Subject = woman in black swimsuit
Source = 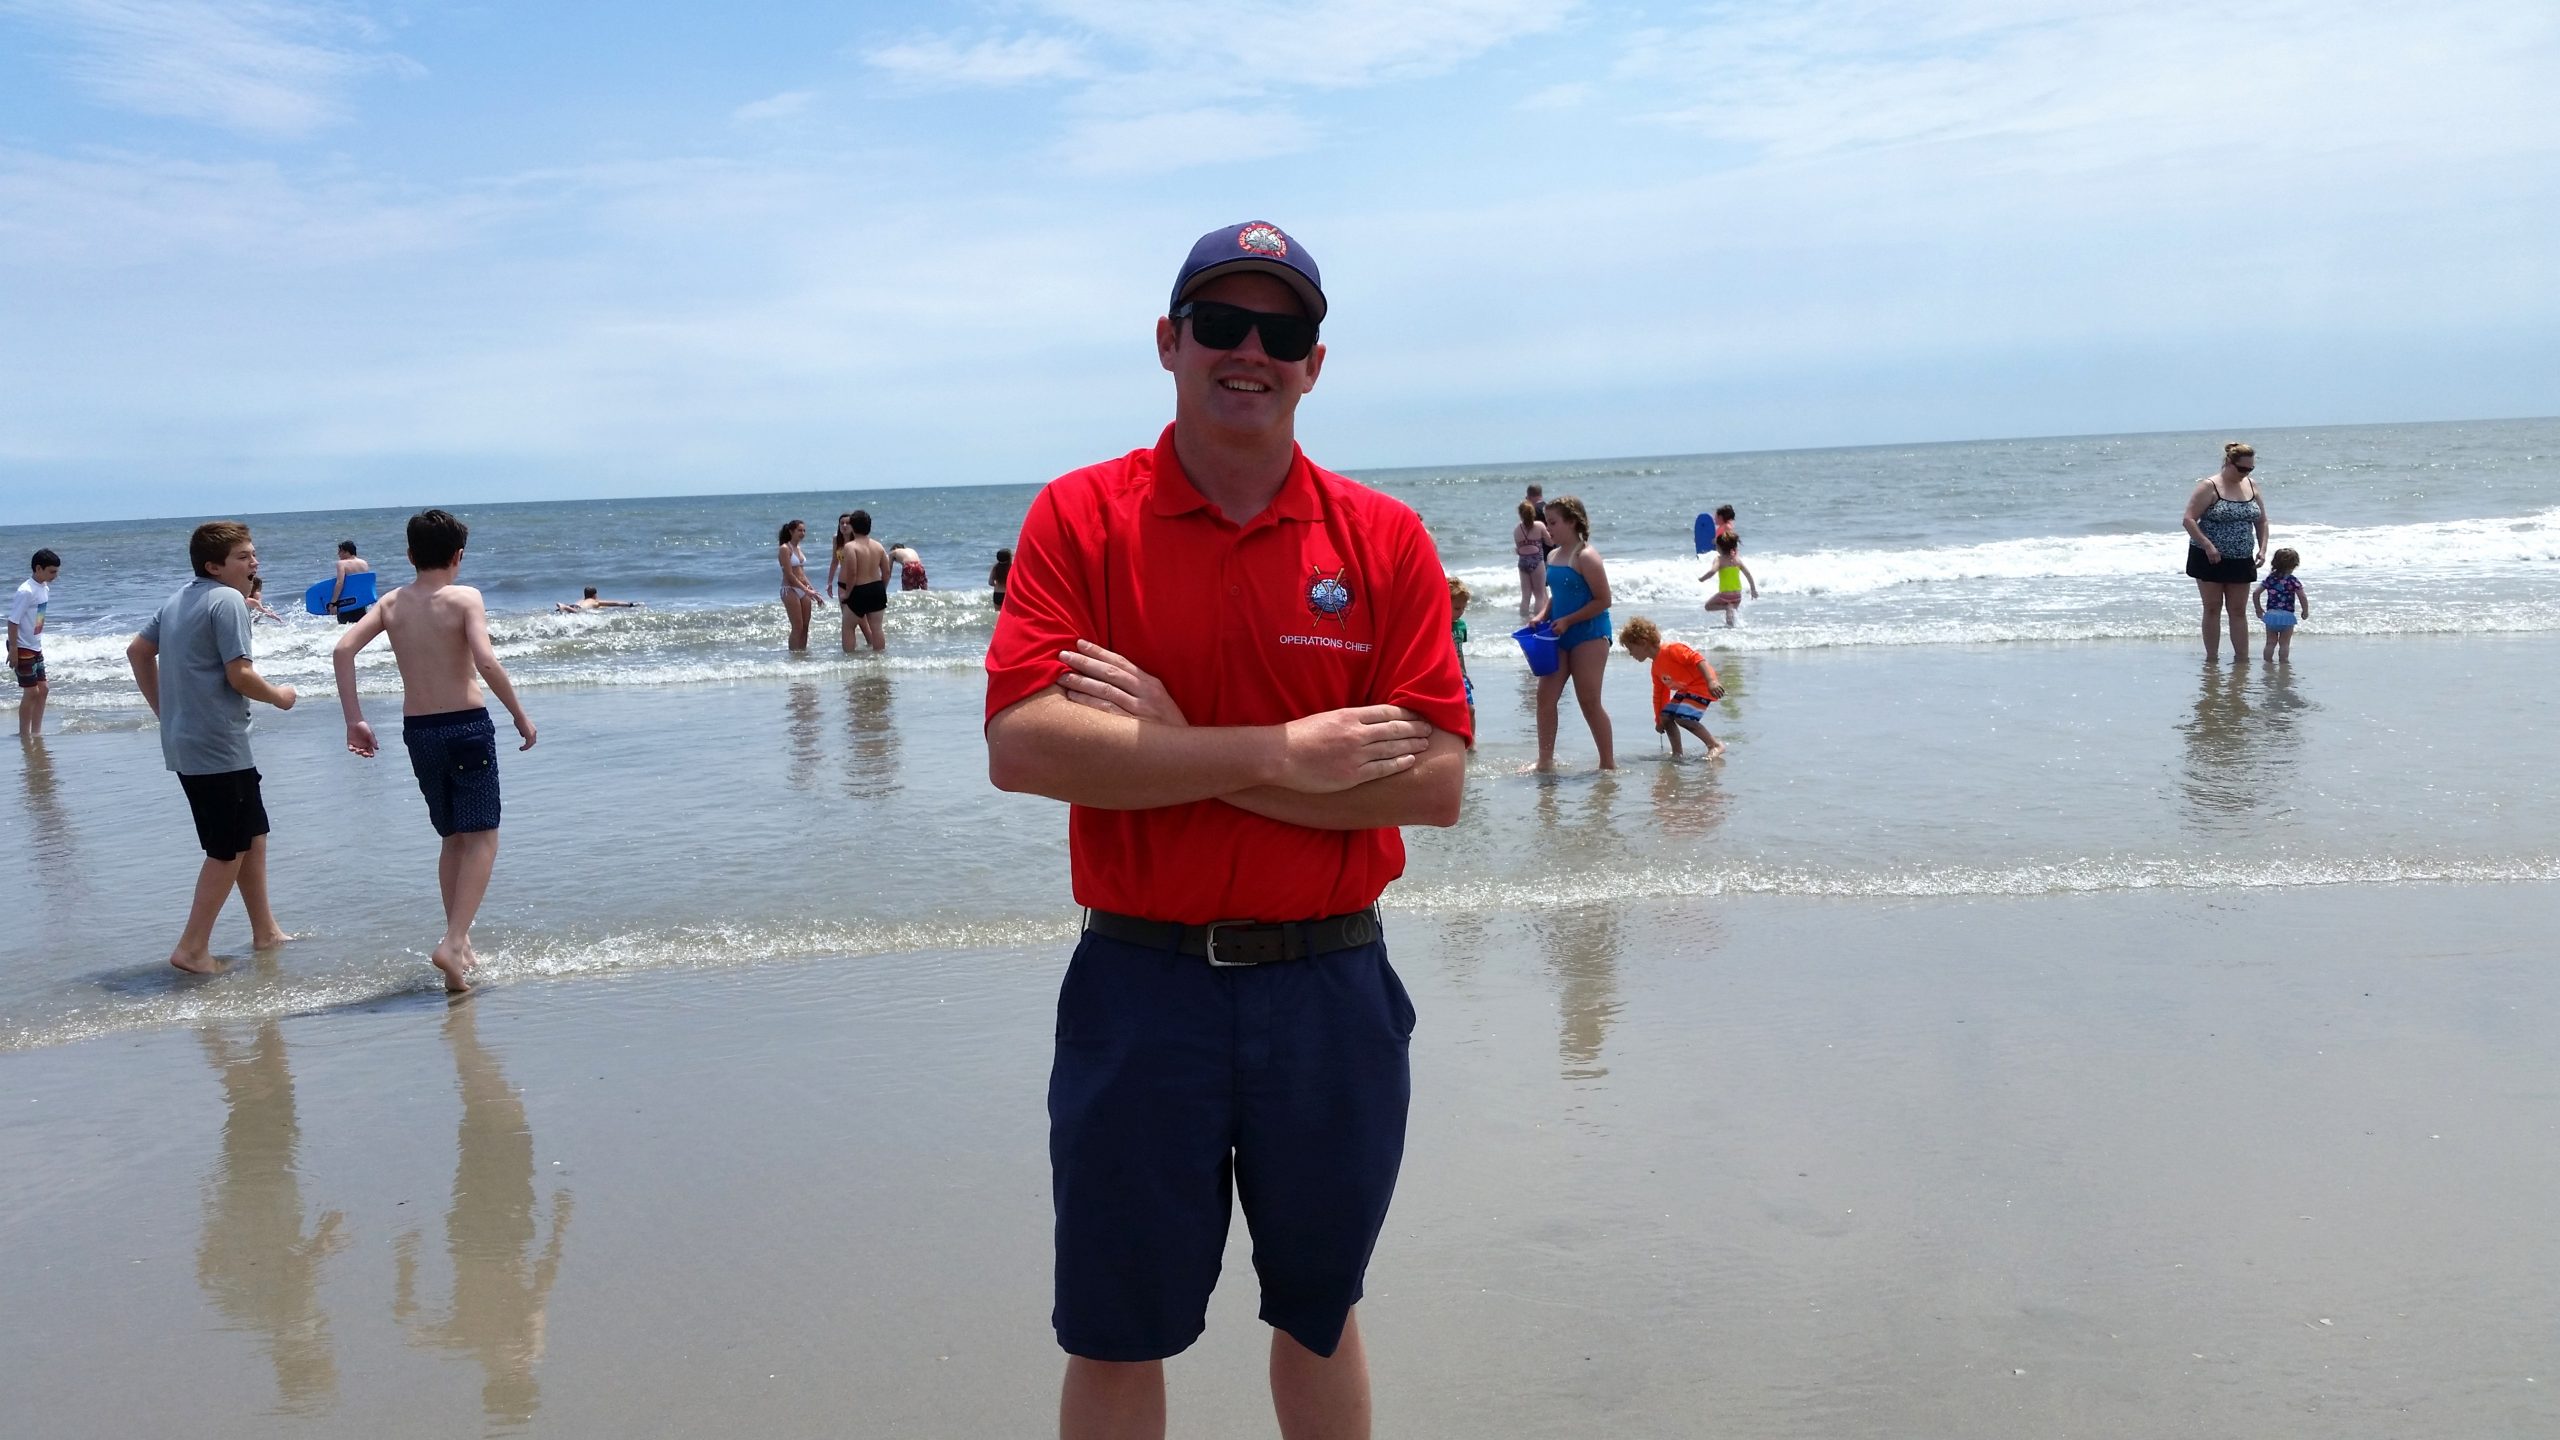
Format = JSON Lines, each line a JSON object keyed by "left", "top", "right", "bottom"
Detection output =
{"left": 2181, "top": 441, "right": 2269, "bottom": 663}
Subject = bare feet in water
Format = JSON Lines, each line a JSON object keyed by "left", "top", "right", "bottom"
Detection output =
{"left": 169, "top": 948, "right": 223, "bottom": 976}
{"left": 251, "top": 929, "right": 302, "bottom": 949}
{"left": 431, "top": 939, "right": 476, "bottom": 993}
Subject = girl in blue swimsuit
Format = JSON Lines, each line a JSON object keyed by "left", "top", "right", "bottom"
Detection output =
{"left": 1529, "top": 495, "right": 1616, "bottom": 771}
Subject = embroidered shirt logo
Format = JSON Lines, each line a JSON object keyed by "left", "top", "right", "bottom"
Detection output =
{"left": 1238, "top": 223, "right": 1289, "bottom": 258}
{"left": 1305, "top": 566, "right": 1354, "bottom": 628}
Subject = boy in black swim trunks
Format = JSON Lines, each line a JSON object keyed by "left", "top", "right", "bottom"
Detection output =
{"left": 332, "top": 509, "right": 537, "bottom": 993}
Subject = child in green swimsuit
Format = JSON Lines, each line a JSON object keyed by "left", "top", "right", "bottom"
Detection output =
{"left": 1448, "top": 576, "right": 1475, "bottom": 744}
{"left": 1700, "top": 533, "right": 1757, "bottom": 626}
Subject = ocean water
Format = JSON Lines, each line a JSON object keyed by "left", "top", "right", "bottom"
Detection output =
{"left": 3, "top": 416, "right": 2556, "bottom": 1048}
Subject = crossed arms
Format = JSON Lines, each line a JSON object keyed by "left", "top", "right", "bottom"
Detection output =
{"left": 986, "top": 640, "right": 1464, "bottom": 831}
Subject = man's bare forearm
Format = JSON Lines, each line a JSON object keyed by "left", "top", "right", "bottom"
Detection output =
{"left": 1220, "top": 732, "right": 1466, "bottom": 830}
{"left": 989, "top": 691, "right": 1284, "bottom": 810}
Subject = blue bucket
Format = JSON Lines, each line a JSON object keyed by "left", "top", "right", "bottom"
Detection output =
{"left": 1512, "top": 624, "right": 1561, "bottom": 676}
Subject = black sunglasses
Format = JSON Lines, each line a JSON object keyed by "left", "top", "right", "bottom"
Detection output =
{"left": 1172, "top": 300, "right": 1319, "bottom": 363}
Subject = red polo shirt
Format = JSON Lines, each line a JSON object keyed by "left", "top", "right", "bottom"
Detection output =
{"left": 986, "top": 424, "right": 1471, "bottom": 924}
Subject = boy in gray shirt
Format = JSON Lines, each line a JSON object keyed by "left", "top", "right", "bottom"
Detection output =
{"left": 127, "top": 521, "right": 301, "bottom": 974}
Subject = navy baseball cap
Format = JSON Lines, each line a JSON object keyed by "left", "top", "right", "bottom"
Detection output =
{"left": 1170, "top": 221, "right": 1326, "bottom": 324}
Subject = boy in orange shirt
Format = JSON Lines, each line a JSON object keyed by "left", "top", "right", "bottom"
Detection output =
{"left": 1618, "top": 616, "right": 1725, "bottom": 758}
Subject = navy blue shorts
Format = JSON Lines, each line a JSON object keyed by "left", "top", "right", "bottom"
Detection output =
{"left": 403, "top": 707, "right": 500, "bottom": 837}
{"left": 1049, "top": 928, "right": 1416, "bottom": 1363}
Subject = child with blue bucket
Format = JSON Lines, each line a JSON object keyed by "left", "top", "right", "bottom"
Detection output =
{"left": 1521, "top": 496, "right": 1615, "bottom": 771}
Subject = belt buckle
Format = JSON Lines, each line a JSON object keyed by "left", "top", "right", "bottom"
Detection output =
{"left": 1202, "top": 919, "right": 1261, "bottom": 968}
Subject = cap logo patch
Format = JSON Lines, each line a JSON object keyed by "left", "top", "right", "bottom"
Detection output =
{"left": 1238, "top": 223, "right": 1289, "bottom": 258}
{"left": 1305, "top": 566, "right": 1354, "bottom": 626}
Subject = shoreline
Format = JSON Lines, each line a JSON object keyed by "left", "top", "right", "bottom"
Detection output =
{"left": 7, "top": 885, "right": 2558, "bottom": 1436}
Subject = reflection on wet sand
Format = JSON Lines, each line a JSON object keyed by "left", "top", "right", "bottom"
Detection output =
{"left": 197, "top": 1021, "right": 347, "bottom": 1415}
{"left": 786, "top": 680, "right": 823, "bottom": 785}
{"left": 395, "top": 1003, "right": 571, "bottom": 1431}
{"left": 1533, "top": 904, "right": 1624, "bottom": 1083}
{"left": 16, "top": 741, "right": 84, "bottom": 906}
{"left": 2177, "top": 664, "right": 2314, "bottom": 829}
{"left": 1648, "top": 750, "right": 1731, "bottom": 841}
{"left": 842, "top": 671, "right": 901, "bottom": 800}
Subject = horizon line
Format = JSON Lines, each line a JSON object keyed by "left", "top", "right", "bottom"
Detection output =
{"left": 5, "top": 412, "right": 2552, "bottom": 534}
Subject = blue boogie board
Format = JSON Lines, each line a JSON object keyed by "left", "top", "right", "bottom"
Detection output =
{"left": 304, "top": 570, "right": 379, "bottom": 616}
{"left": 1694, "top": 513, "right": 1715, "bottom": 555}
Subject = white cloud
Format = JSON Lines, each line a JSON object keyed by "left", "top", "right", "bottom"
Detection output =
{"left": 859, "top": 2, "right": 1576, "bottom": 175}
{"left": 0, "top": 0, "right": 409, "bottom": 138}
{"left": 1625, "top": 0, "right": 2560, "bottom": 172}
{"left": 1033, "top": 0, "right": 1575, "bottom": 85}
{"left": 862, "top": 32, "right": 1089, "bottom": 88}
{"left": 731, "top": 89, "right": 817, "bottom": 125}
{"left": 1056, "top": 106, "right": 1316, "bottom": 176}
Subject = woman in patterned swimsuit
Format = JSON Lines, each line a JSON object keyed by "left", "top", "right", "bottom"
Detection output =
{"left": 2181, "top": 441, "right": 2269, "bottom": 662}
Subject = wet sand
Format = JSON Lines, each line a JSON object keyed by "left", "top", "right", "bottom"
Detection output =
{"left": 5, "top": 883, "right": 2557, "bottom": 1437}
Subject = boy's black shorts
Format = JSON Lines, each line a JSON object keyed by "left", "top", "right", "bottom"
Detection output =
{"left": 178, "top": 768, "right": 269, "bottom": 861}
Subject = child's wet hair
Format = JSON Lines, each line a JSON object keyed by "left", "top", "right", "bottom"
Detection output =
{"left": 2271, "top": 547, "right": 2299, "bottom": 572}
{"left": 1715, "top": 504, "right": 1735, "bottom": 521}
{"left": 1447, "top": 576, "right": 1471, "bottom": 613}
{"left": 1716, "top": 532, "right": 1739, "bottom": 555}
{"left": 1617, "top": 615, "right": 1661, "bottom": 649}
{"left": 406, "top": 509, "right": 469, "bottom": 569}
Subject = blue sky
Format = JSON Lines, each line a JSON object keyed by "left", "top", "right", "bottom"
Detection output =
{"left": 2, "top": 0, "right": 2555, "bottom": 523}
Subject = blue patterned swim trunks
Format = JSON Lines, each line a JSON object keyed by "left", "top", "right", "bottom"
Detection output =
{"left": 403, "top": 707, "right": 501, "bottom": 837}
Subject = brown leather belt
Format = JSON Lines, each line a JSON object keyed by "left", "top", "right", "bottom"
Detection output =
{"left": 1081, "top": 906, "right": 1382, "bottom": 968}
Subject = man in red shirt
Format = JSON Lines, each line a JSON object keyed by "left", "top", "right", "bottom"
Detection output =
{"left": 986, "top": 221, "right": 1470, "bottom": 1440}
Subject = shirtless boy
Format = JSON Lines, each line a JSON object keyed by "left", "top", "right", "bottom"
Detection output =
{"left": 835, "top": 509, "right": 890, "bottom": 652}
{"left": 333, "top": 509, "right": 537, "bottom": 993}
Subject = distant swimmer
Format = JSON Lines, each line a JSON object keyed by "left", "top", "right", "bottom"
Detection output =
{"left": 127, "top": 522, "right": 300, "bottom": 974}
{"left": 334, "top": 509, "right": 538, "bottom": 994}
{"left": 1619, "top": 616, "right": 1725, "bottom": 759}
{"left": 2183, "top": 440, "right": 2268, "bottom": 664}
{"left": 326, "top": 540, "right": 373, "bottom": 624}
{"left": 1700, "top": 533, "right": 1757, "bottom": 627}
{"left": 988, "top": 547, "right": 1012, "bottom": 612}
{"left": 11, "top": 547, "right": 58, "bottom": 739}
{"left": 1714, "top": 503, "right": 1739, "bottom": 550}
{"left": 1528, "top": 495, "right": 1615, "bottom": 771}
{"left": 890, "top": 541, "right": 928, "bottom": 592}
{"left": 1512, "top": 499, "right": 1549, "bottom": 617}
{"left": 553, "top": 587, "right": 642, "bottom": 614}
{"left": 245, "top": 576, "right": 287, "bottom": 624}
{"left": 776, "top": 520, "right": 825, "bottom": 652}
{"left": 835, "top": 510, "right": 889, "bottom": 652}
{"left": 2254, "top": 547, "right": 2310, "bottom": 665}
{"left": 823, "top": 513, "right": 855, "bottom": 602}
